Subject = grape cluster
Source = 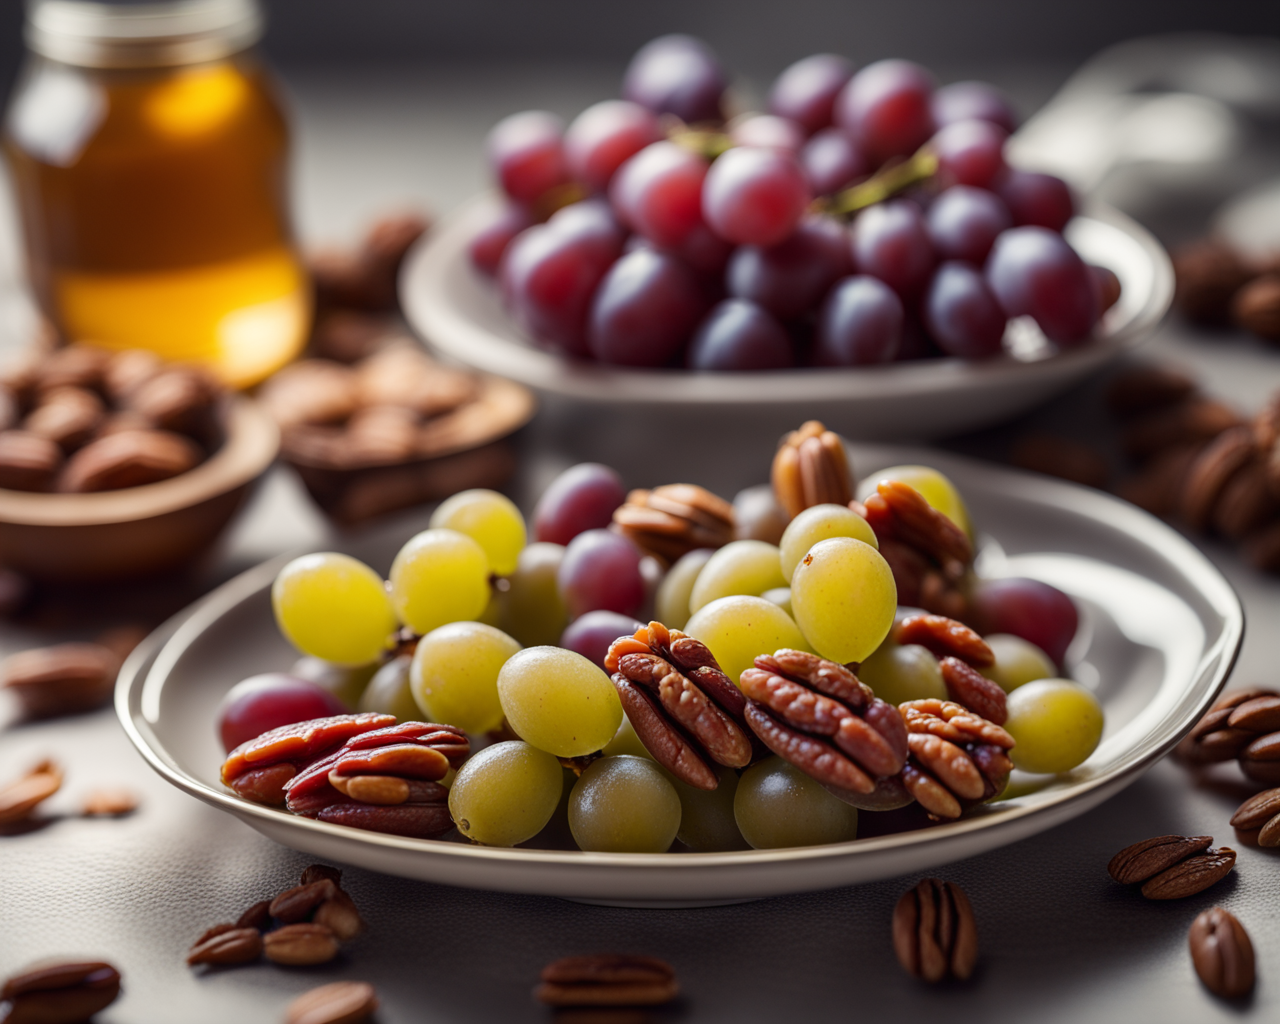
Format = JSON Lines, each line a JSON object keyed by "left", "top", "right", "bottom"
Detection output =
{"left": 469, "top": 36, "right": 1119, "bottom": 371}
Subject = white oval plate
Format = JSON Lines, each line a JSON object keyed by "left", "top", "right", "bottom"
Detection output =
{"left": 400, "top": 197, "right": 1173, "bottom": 439}
{"left": 118, "top": 446, "right": 1240, "bottom": 906}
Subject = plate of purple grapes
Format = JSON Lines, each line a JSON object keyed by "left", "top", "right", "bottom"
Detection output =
{"left": 402, "top": 36, "right": 1173, "bottom": 438}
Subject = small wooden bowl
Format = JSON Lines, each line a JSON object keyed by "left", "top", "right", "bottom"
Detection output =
{"left": 0, "top": 397, "right": 279, "bottom": 582}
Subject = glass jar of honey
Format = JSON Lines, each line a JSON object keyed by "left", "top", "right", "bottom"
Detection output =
{"left": 4, "top": 0, "right": 309, "bottom": 387}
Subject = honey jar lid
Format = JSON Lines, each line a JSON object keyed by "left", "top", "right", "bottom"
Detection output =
{"left": 26, "top": 0, "right": 264, "bottom": 69}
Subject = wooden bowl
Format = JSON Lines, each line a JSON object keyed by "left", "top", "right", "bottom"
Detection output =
{"left": 0, "top": 397, "right": 279, "bottom": 582}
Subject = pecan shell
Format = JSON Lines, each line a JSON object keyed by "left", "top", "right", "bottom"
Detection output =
{"left": 893, "top": 878, "right": 978, "bottom": 983}
{"left": 1107, "top": 835, "right": 1214, "bottom": 885}
{"left": 899, "top": 699, "right": 1014, "bottom": 820}
{"left": 771, "top": 420, "right": 854, "bottom": 520}
{"left": 1189, "top": 907, "right": 1255, "bottom": 998}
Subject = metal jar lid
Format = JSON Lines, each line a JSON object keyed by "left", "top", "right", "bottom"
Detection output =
{"left": 26, "top": 0, "right": 264, "bottom": 69}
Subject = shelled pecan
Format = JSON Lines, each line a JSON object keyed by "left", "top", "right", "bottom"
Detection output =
{"left": 740, "top": 649, "right": 909, "bottom": 809}
{"left": 2, "top": 642, "right": 121, "bottom": 718}
{"left": 286, "top": 981, "right": 380, "bottom": 1024}
{"left": 186, "top": 924, "right": 263, "bottom": 966}
{"left": 898, "top": 699, "right": 1014, "bottom": 820}
{"left": 892, "top": 878, "right": 978, "bottom": 983}
{"left": 612, "top": 484, "right": 735, "bottom": 562}
{"left": 0, "top": 759, "right": 63, "bottom": 826}
{"left": 605, "top": 622, "right": 753, "bottom": 790}
{"left": 771, "top": 420, "right": 854, "bottom": 520}
{"left": 310, "top": 210, "right": 430, "bottom": 312}
{"left": 1175, "top": 687, "right": 1280, "bottom": 784}
{"left": 1107, "top": 834, "right": 1236, "bottom": 899}
{"left": 1172, "top": 238, "right": 1258, "bottom": 325}
{"left": 1189, "top": 907, "right": 1255, "bottom": 999}
{"left": 892, "top": 614, "right": 1006, "bottom": 723}
{"left": 1229, "top": 787, "right": 1280, "bottom": 846}
{"left": 0, "top": 959, "right": 121, "bottom": 1023}
{"left": 535, "top": 954, "right": 679, "bottom": 1007}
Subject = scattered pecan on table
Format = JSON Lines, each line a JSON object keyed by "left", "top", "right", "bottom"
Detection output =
{"left": 0, "top": 958, "right": 121, "bottom": 1023}
{"left": 0, "top": 759, "right": 62, "bottom": 827}
{"left": 1175, "top": 687, "right": 1280, "bottom": 784}
{"left": 1230, "top": 787, "right": 1280, "bottom": 847}
{"left": 286, "top": 981, "right": 380, "bottom": 1024}
{"left": 1107, "top": 834, "right": 1236, "bottom": 900}
{"left": 1189, "top": 907, "right": 1255, "bottom": 999}
{"left": 893, "top": 878, "right": 978, "bottom": 983}
{"left": 535, "top": 955, "right": 679, "bottom": 1008}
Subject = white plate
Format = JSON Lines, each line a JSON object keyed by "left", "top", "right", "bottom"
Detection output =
{"left": 117, "top": 446, "right": 1240, "bottom": 906}
{"left": 400, "top": 196, "right": 1173, "bottom": 439}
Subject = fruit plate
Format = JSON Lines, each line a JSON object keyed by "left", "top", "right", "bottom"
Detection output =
{"left": 117, "top": 444, "right": 1240, "bottom": 906}
{"left": 399, "top": 196, "right": 1173, "bottom": 440}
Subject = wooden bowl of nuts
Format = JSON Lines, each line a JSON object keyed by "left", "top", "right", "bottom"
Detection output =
{"left": 0, "top": 345, "right": 279, "bottom": 582}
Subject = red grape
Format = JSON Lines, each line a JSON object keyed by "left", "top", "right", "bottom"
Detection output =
{"left": 729, "top": 113, "right": 805, "bottom": 153}
{"left": 702, "top": 146, "right": 811, "bottom": 246}
{"left": 565, "top": 99, "right": 662, "bottom": 193}
{"left": 1091, "top": 264, "right": 1122, "bottom": 313}
{"left": 923, "top": 260, "right": 1007, "bottom": 358}
{"left": 726, "top": 215, "right": 851, "bottom": 319}
{"left": 998, "top": 169, "right": 1075, "bottom": 232}
{"left": 561, "top": 610, "right": 645, "bottom": 670}
{"left": 932, "top": 81, "right": 1017, "bottom": 133}
{"left": 930, "top": 119, "right": 1008, "bottom": 188}
{"left": 487, "top": 110, "right": 570, "bottom": 205}
{"left": 534, "top": 463, "right": 628, "bottom": 546}
{"left": 622, "top": 34, "right": 726, "bottom": 124}
{"left": 687, "top": 299, "right": 794, "bottom": 370}
{"left": 835, "top": 59, "right": 936, "bottom": 165}
{"left": 800, "top": 127, "right": 868, "bottom": 195}
{"left": 469, "top": 200, "right": 536, "bottom": 276}
{"left": 926, "top": 185, "right": 1011, "bottom": 264}
{"left": 769, "top": 53, "right": 855, "bottom": 135}
{"left": 610, "top": 140, "right": 709, "bottom": 248}
{"left": 815, "top": 274, "right": 904, "bottom": 365}
{"left": 217, "top": 674, "right": 348, "bottom": 753}
{"left": 970, "top": 577, "right": 1078, "bottom": 666}
{"left": 546, "top": 198, "right": 627, "bottom": 260}
{"left": 851, "top": 198, "right": 936, "bottom": 297}
{"left": 986, "top": 226, "right": 1099, "bottom": 345}
{"left": 587, "top": 248, "right": 706, "bottom": 366}
{"left": 558, "top": 529, "right": 645, "bottom": 620}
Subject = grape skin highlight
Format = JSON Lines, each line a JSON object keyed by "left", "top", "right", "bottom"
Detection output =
{"left": 411, "top": 621, "right": 522, "bottom": 734}
{"left": 272, "top": 552, "right": 398, "bottom": 666}
{"left": 684, "top": 594, "right": 811, "bottom": 686}
{"left": 497, "top": 646, "right": 623, "bottom": 757}
{"left": 779, "top": 503, "right": 878, "bottom": 582}
{"left": 688, "top": 539, "right": 786, "bottom": 615}
{"left": 789, "top": 536, "right": 896, "bottom": 664}
{"left": 389, "top": 529, "right": 491, "bottom": 635}
{"left": 448, "top": 740, "right": 564, "bottom": 847}
{"left": 568, "top": 755, "right": 682, "bottom": 853}
{"left": 429, "top": 488, "right": 527, "bottom": 577}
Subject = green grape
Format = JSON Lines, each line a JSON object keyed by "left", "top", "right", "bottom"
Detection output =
{"left": 497, "top": 646, "right": 622, "bottom": 757}
{"left": 684, "top": 595, "right": 811, "bottom": 686}
{"left": 981, "top": 634, "right": 1056, "bottom": 693}
{"left": 357, "top": 655, "right": 420, "bottom": 721}
{"left": 654, "top": 548, "right": 714, "bottom": 629}
{"left": 734, "top": 756, "right": 859, "bottom": 849}
{"left": 389, "top": 529, "right": 491, "bottom": 635}
{"left": 429, "top": 488, "right": 527, "bottom": 576}
{"left": 670, "top": 765, "right": 748, "bottom": 852}
{"left": 761, "top": 586, "right": 793, "bottom": 616}
{"left": 448, "top": 741, "right": 563, "bottom": 846}
{"left": 858, "top": 641, "right": 946, "bottom": 704}
{"left": 272, "top": 552, "right": 398, "bottom": 665}
{"left": 1004, "top": 678, "right": 1104, "bottom": 774}
{"left": 525, "top": 768, "right": 577, "bottom": 849}
{"left": 789, "top": 537, "right": 896, "bottom": 664}
{"left": 602, "top": 714, "right": 653, "bottom": 759}
{"left": 411, "top": 621, "right": 521, "bottom": 734}
{"left": 568, "top": 755, "right": 681, "bottom": 853}
{"left": 688, "top": 540, "right": 786, "bottom": 615}
{"left": 494, "top": 543, "right": 569, "bottom": 647}
{"left": 857, "top": 464, "right": 971, "bottom": 536}
{"left": 290, "top": 656, "right": 378, "bottom": 708}
{"left": 779, "top": 503, "right": 878, "bottom": 582}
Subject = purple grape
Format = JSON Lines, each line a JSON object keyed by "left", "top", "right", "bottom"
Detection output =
{"left": 671, "top": 223, "right": 734, "bottom": 277}
{"left": 923, "top": 261, "right": 1007, "bottom": 358}
{"left": 545, "top": 198, "right": 626, "bottom": 261}
{"left": 687, "top": 299, "right": 794, "bottom": 370}
{"left": 815, "top": 275, "right": 903, "bottom": 365}
{"left": 609, "top": 140, "right": 709, "bottom": 248}
{"left": 835, "top": 59, "right": 936, "bottom": 165}
{"left": 565, "top": 100, "right": 663, "bottom": 193}
{"left": 469, "top": 201, "right": 536, "bottom": 276}
{"left": 986, "top": 226, "right": 1099, "bottom": 345}
{"left": 622, "top": 34, "right": 726, "bottom": 124}
{"left": 534, "top": 463, "right": 627, "bottom": 546}
{"left": 217, "top": 674, "right": 348, "bottom": 753}
{"left": 926, "top": 185, "right": 1011, "bottom": 264}
{"left": 1091, "top": 263, "right": 1122, "bottom": 313}
{"left": 702, "top": 146, "right": 811, "bottom": 247}
{"left": 930, "top": 119, "right": 1007, "bottom": 188}
{"left": 487, "top": 110, "right": 570, "bottom": 204}
{"left": 800, "top": 128, "right": 868, "bottom": 195}
{"left": 587, "top": 248, "right": 706, "bottom": 366}
{"left": 726, "top": 215, "right": 851, "bottom": 319}
{"left": 850, "top": 198, "right": 936, "bottom": 297}
{"left": 560, "top": 610, "right": 646, "bottom": 670}
{"left": 729, "top": 113, "right": 805, "bottom": 153}
{"left": 998, "top": 169, "right": 1075, "bottom": 232}
{"left": 769, "top": 53, "right": 855, "bottom": 135}
{"left": 557, "top": 529, "right": 645, "bottom": 619}
{"left": 896, "top": 313, "right": 943, "bottom": 361}
{"left": 970, "top": 577, "right": 1078, "bottom": 666}
{"left": 932, "top": 81, "right": 1018, "bottom": 133}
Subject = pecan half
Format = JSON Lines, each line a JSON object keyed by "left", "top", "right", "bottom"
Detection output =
{"left": 893, "top": 878, "right": 978, "bottom": 983}
{"left": 771, "top": 421, "right": 854, "bottom": 520}
{"left": 1172, "top": 239, "right": 1255, "bottom": 324}
{"left": 0, "top": 430, "right": 63, "bottom": 491}
{"left": 24, "top": 386, "right": 104, "bottom": 451}
{"left": 899, "top": 699, "right": 1014, "bottom": 820}
{"left": 59, "top": 428, "right": 201, "bottom": 492}
{"left": 1189, "top": 907, "right": 1255, "bottom": 998}
{"left": 186, "top": 926, "right": 263, "bottom": 966}
{"left": 220, "top": 713, "right": 396, "bottom": 797}
{"left": 894, "top": 614, "right": 993, "bottom": 668}
{"left": 81, "top": 788, "right": 138, "bottom": 817}
{"left": 535, "top": 954, "right": 679, "bottom": 1007}
{"left": 1229, "top": 787, "right": 1280, "bottom": 847}
{"left": 313, "top": 888, "right": 364, "bottom": 941}
{"left": 939, "top": 658, "right": 1007, "bottom": 725}
{"left": 1180, "top": 426, "right": 1257, "bottom": 532}
{"left": 1176, "top": 687, "right": 1280, "bottom": 784}
{"left": 0, "top": 959, "right": 121, "bottom": 1024}
{"left": 741, "top": 650, "right": 909, "bottom": 809}
{"left": 1121, "top": 398, "right": 1241, "bottom": 462}
{"left": 1233, "top": 274, "right": 1280, "bottom": 341}
{"left": 1141, "top": 848, "right": 1236, "bottom": 900}
{"left": 0, "top": 759, "right": 63, "bottom": 826}
{"left": 1108, "top": 834, "right": 1214, "bottom": 885}
{"left": 613, "top": 484, "right": 734, "bottom": 563}
{"left": 270, "top": 879, "right": 338, "bottom": 923}
{"left": 286, "top": 981, "right": 380, "bottom": 1024}
{"left": 236, "top": 900, "right": 272, "bottom": 931}
{"left": 263, "top": 924, "right": 339, "bottom": 966}
{"left": 1, "top": 642, "right": 121, "bottom": 719}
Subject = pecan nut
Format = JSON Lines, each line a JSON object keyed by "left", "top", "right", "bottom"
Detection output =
{"left": 0, "top": 959, "right": 121, "bottom": 1024}
{"left": 1108, "top": 834, "right": 1213, "bottom": 885}
{"left": 1176, "top": 687, "right": 1280, "bottom": 784}
{"left": 1, "top": 642, "right": 121, "bottom": 718}
{"left": 1189, "top": 907, "right": 1255, "bottom": 998}
{"left": 894, "top": 614, "right": 993, "bottom": 668}
{"left": 263, "top": 924, "right": 340, "bottom": 966}
{"left": 81, "top": 788, "right": 138, "bottom": 817}
{"left": 892, "top": 878, "right": 978, "bottom": 983}
{"left": 313, "top": 887, "right": 364, "bottom": 941}
{"left": 270, "top": 879, "right": 338, "bottom": 923}
{"left": 605, "top": 622, "right": 752, "bottom": 791}
{"left": 535, "top": 954, "right": 679, "bottom": 1007}
{"left": 771, "top": 420, "right": 854, "bottom": 520}
{"left": 899, "top": 699, "right": 1014, "bottom": 820}
{"left": 1121, "top": 398, "right": 1242, "bottom": 462}
{"left": 236, "top": 899, "right": 272, "bottom": 930}
{"left": 24, "top": 386, "right": 105, "bottom": 451}
{"left": 740, "top": 649, "right": 909, "bottom": 809}
{"left": 1105, "top": 363, "right": 1198, "bottom": 417}
{"left": 1232, "top": 274, "right": 1280, "bottom": 341}
{"left": 0, "top": 760, "right": 63, "bottom": 826}
{"left": 1140, "top": 848, "right": 1236, "bottom": 900}
{"left": 613, "top": 484, "right": 735, "bottom": 563}
{"left": 0, "top": 430, "right": 63, "bottom": 491}
{"left": 1180, "top": 426, "right": 1258, "bottom": 532}
{"left": 286, "top": 981, "right": 380, "bottom": 1024}
{"left": 1229, "top": 787, "right": 1280, "bottom": 846}
{"left": 59, "top": 428, "right": 201, "bottom": 492}
{"left": 186, "top": 926, "right": 263, "bottom": 966}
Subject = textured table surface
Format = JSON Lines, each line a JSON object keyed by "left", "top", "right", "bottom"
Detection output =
{"left": 3, "top": 62, "right": 1280, "bottom": 1024}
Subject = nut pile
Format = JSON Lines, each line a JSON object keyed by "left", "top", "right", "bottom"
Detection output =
{"left": 613, "top": 483, "right": 736, "bottom": 562}
{"left": 186, "top": 864, "right": 364, "bottom": 970}
{"left": 534, "top": 955, "right": 679, "bottom": 1008}
{"left": 1173, "top": 237, "right": 1280, "bottom": 342}
{"left": 1176, "top": 687, "right": 1280, "bottom": 783}
{"left": 1107, "top": 834, "right": 1237, "bottom": 900}
{"left": 0, "top": 344, "right": 224, "bottom": 493}
{"left": 309, "top": 211, "right": 430, "bottom": 315}
{"left": 0, "top": 958, "right": 122, "bottom": 1023}
{"left": 1229, "top": 787, "right": 1280, "bottom": 846}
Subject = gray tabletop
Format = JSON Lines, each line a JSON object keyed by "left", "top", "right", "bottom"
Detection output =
{"left": 3, "top": 62, "right": 1280, "bottom": 1024}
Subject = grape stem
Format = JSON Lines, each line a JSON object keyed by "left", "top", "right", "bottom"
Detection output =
{"left": 667, "top": 122, "right": 734, "bottom": 160}
{"left": 824, "top": 150, "right": 939, "bottom": 218}
{"left": 558, "top": 752, "right": 604, "bottom": 776}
